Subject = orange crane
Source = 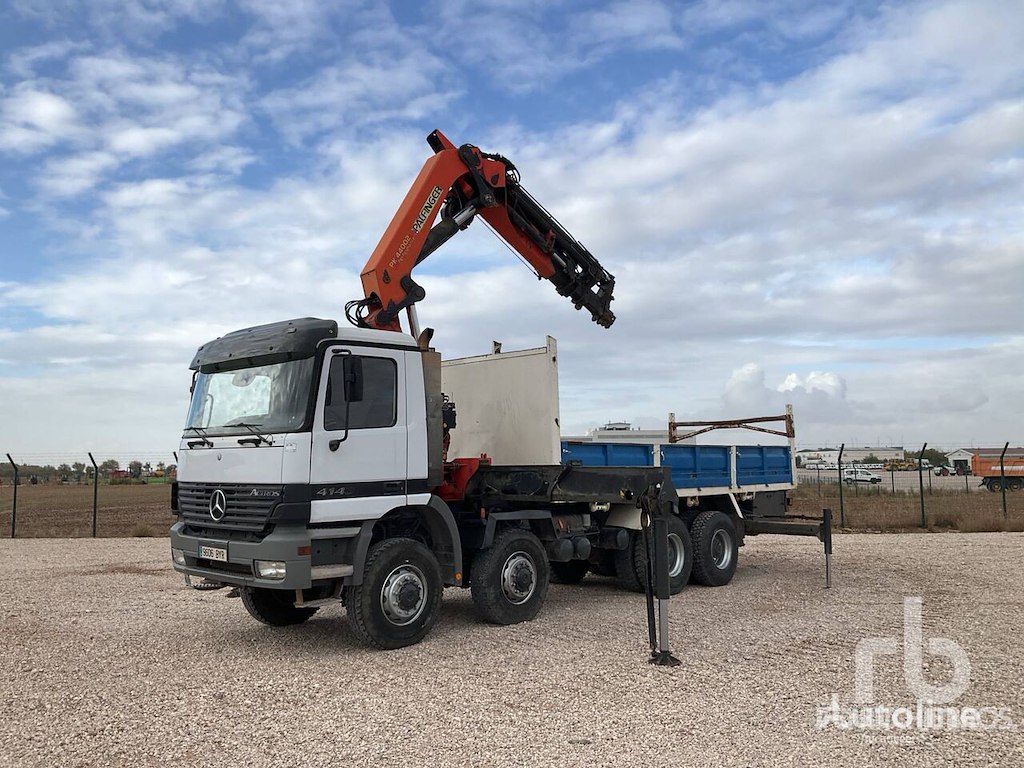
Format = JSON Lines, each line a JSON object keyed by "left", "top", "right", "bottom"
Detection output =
{"left": 345, "top": 130, "right": 616, "bottom": 337}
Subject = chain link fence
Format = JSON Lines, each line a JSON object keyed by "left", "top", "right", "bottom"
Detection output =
{"left": 0, "top": 451, "right": 178, "bottom": 538}
{"left": 795, "top": 443, "right": 1024, "bottom": 532}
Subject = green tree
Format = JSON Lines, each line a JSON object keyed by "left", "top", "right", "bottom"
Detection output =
{"left": 911, "top": 448, "right": 947, "bottom": 466}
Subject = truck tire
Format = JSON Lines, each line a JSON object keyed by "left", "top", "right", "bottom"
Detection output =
{"left": 986, "top": 479, "right": 1001, "bottom": 492}
{"left": 550, "top": 560, "right": 590, "bottom": 584}
{"left": 240, "top": 586, "right": 319, "bottom": 627}
{"left": 345, "top": 538, "right": 442, "bottom": 650}
{"left": 690, "top": 511, "right": 739, "bottom": 587}
{"left": 1010, "top": 478, "right": 1023, "bottom": 492}
{"left": 613, "top": 515, "right": 692, "bottom": 595}
{"left": 470, "top": 528, "right": 549, "bottom": 625}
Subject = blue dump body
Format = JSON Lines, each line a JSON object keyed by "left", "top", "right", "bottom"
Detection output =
{"left": 560, "top": 442, "right": 793, "bottom": 490}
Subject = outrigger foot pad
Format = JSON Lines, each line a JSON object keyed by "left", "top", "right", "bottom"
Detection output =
{"left": 649, "top": 651, "right": 681, "bottom": 667}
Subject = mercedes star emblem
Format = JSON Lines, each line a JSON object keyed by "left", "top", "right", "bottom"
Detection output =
{"left": 209, "top": 489, "right": 227, "bottom": 521}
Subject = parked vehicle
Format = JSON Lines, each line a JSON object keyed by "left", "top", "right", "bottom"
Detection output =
{"left": 973, "top": 452, "right": 1024, "bottom": 492}
{"left": 884, "top": 460, "right": 916, "bottom": 471}
{"left": 843, "top": 468, "right": 882, "bottom": 484}
{"left": 169, "top": 129, "right": 828, "bottom": 650}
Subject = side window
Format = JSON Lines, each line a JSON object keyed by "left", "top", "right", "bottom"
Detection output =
{"left": 324, "top": 354, "right": 397, "bottom": 431}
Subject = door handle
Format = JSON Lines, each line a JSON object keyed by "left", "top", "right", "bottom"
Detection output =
{"left": 383, "top": 481, "right": 403, "bottom": 492}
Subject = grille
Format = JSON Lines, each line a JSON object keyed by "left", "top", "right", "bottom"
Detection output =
{"left": 178, "top": 483, "right": 282, "bottom": 533}
{"left": 197, "top": 558, "right": 254, "bottom": 576}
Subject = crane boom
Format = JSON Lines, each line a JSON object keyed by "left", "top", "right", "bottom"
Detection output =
{"left": 347, "top": 129, "right": 615, "bottom": 334}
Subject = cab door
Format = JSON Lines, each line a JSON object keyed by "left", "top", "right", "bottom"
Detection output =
{"left": 309, "top": 345, "right": 408, "bottom": 523}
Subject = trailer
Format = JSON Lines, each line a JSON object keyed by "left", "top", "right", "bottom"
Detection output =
{"left": 973, "top": 450, "right": 1024, "bottom": 492}
{"left": 561, "top": 409, "right": 829, "bottom": 558}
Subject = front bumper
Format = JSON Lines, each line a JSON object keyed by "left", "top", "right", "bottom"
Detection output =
{"left": 170, "top": 522, "right": 315, "bottom": 590}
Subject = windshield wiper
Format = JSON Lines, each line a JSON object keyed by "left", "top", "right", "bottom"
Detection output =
{"left": 234, "top": 422, "right": 272, "bottom": 447}
{"left": 184, "top": 426, "right": 213, "bottom": 448}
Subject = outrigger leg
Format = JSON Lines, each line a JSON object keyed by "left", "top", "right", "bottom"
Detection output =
{"left": 641, "top": 483, "right": 681, "bottom": 667}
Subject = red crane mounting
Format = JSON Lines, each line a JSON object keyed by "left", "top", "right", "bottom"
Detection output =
{"left": 345, "top": 129, "right": 616, "bottom": 335}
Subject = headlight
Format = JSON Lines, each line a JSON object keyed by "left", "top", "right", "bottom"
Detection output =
{"left": 254, "top": 560, "right": 287, "bottom": 579}
{"left": 171, "top": 548, "right": 186, "bottom": 566}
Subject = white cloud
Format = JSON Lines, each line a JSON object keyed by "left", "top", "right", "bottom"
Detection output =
{"left": 1, "top": 51, "right": 250, "bottom": 198}
{"left": 0, "top": 87, "right": 80, "bottom": 152}
{"left": 37, "top": 151, "right": 118, "bottom": 196}
{"left": 1, "top": 0, "right": 1023, "bottom": 455}
{"left": 778, "top": 371, "right": 846, "bottom": 399}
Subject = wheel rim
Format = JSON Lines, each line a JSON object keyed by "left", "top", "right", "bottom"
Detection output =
{"left": 500, "top": 552, "right": 537, "bottom": 605}
{"left": 667, "top": 532, "right": 686, "bottom": 578}
{"left": 710, "top": 529, "right": 733, "bottom": 570}
{"left": 380, "top": 564, "right": 427, "bottom": 626}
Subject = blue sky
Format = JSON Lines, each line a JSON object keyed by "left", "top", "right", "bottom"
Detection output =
{"left": 1, "top": 0, "right": 1023, "bottom": 459}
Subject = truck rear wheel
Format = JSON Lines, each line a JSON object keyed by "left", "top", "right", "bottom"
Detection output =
{"left": 470, "top": 529, "right": 550, "bottom": 624}
{"left": 690, "top": 511, "right": 739, "bottom": 587}
{"left": 345, "top": 538, "right": 442, "bottom": 650}
{"left": 550, "top": 559, "right": 590, "bottom": 584}
{"left": 240, "top": 586, "right": 319, "bottom": 626}
{"left": 987, "top": 479, "right": 1002, "bottom": 492}
{"left": 613, "top": 515, "right": 692, "bottom": 595}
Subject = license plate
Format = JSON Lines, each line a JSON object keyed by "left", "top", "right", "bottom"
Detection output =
{"left": 200, "top": 544, "right": 228, "bottom": 562}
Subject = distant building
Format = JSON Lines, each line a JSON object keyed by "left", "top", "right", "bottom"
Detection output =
{"left": 968, "top": 447, "right": 1024, "bottom": 458}
{"left": 797, "top": 447, "right": 905, "bottom": 465}
{"left": 945, "top": 449, "right": 974, "bottom": 463}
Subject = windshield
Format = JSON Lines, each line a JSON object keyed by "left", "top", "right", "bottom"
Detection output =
{"left": 185, "top": 358, "right": 315, "bottom": 436}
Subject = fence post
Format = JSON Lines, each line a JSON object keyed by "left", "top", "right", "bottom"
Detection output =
{"left": 1000, "top": 442, "right": 1009, "bottom": 519}
{"left": 837, "top": 443, "right": 845, "bottom": 527}
{"left": 88, "top": 453, "right": 99, "bottom": 538}
{"left": 822, "top": 507, "right": 833, "bottom": 589}
{"left": 918, "top": 442, "right": 927, "bottom": 528}
{"left": 890, "top": 469, "right": 895, "bottom": 493}
{"left": 5, "top": 454, "right": 17, "bottom": 538}
{"left": 964, "top": 471, "right": 969, "bottom": 493}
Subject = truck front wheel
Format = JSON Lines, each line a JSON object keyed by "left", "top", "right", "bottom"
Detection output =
{"left": 471, "top": 529, "right": 550, "bottom": 625}
{"left": 690, "top": 511, "right": 739, "bottom": 587}
{"left": 345, "top": 538, "right": 443, "bottom": 650}
{"left": 240, "top": 587, "right": 319, "bottom": 626}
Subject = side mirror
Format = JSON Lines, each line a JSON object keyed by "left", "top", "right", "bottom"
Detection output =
{"left": 344, "top": 356, "right": 364, "bottom": 402}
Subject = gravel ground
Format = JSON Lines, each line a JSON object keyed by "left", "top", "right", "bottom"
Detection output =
{"left": 1, "top": 533, "right": 1021, "bottom": 767}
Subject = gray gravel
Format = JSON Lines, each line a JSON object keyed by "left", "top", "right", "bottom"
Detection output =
{"left": 1, "top": 533, "right": 1022, "bottom": 767}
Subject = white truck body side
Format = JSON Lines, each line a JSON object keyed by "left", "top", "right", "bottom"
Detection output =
{"left": 441, "top": 336, "right": 560, "bottom": 465}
